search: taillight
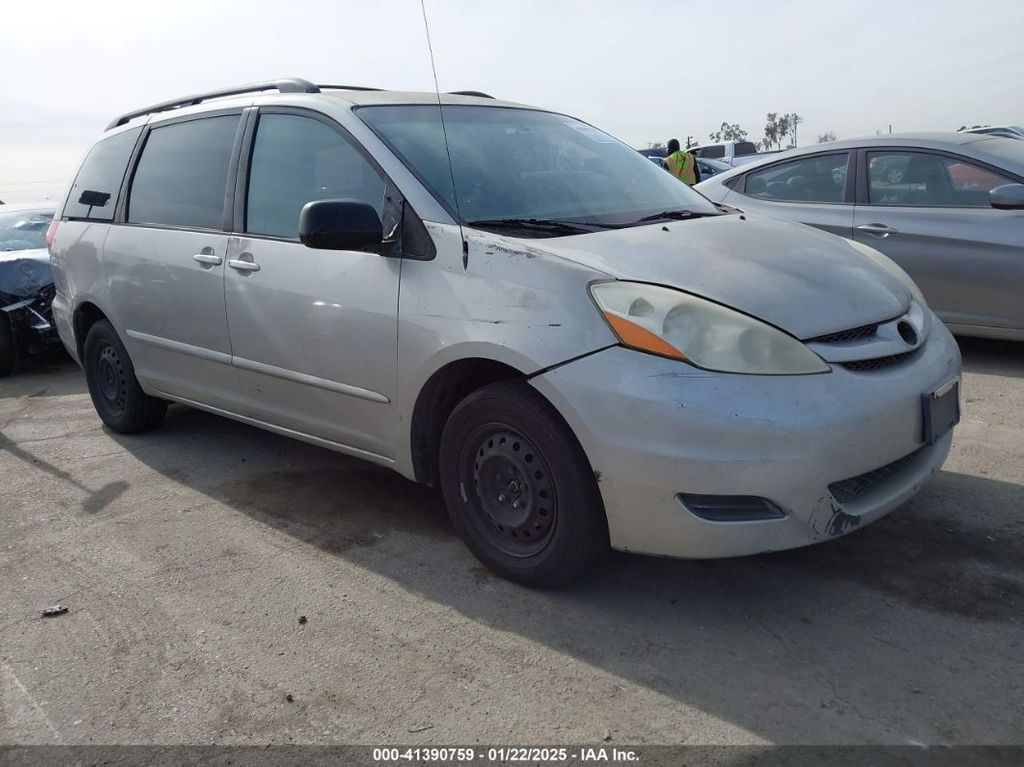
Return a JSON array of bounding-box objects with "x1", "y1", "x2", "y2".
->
[{"x1": 45, "y1": 218, "x2": 59, "y2": 254}]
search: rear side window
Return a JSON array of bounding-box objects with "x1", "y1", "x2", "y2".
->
[
  {"x1": 64, "y1": 128, "x2": 141, "y2": 221},
  {"x1": 246, "y1": 113, "x2": 385, "y2": 239},
  {"x1": 128, "y1": 115, "x2": 240, "y2": 230},
  {"x1": 742, "y1": 152, "x2": 849, "y2": 203},
  {"x1": 699, "y1": 145, "x2": 725, "y2": 159},
  {"x1": 734, "y1": 141, "x2": 757, "y2": 156}
]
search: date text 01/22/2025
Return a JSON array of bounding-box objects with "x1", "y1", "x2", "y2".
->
[{"x1": 372, "y1": 746, "x2": 641, "y2": 762}]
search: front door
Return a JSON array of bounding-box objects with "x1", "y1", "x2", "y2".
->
[
  {"x1": 223, "y1": 110, "x2": 401, "y2": 459},
  {"x1": 854, "y1": 149, "x2": 1024, "y2": 331}
]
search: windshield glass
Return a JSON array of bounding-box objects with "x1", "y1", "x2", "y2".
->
[
  {"x1": 0, "y1": 210, "x2": 53, "y2": 252},
  {"x1": 357, "y1": 105, "x2": 717, "y2": 226}
]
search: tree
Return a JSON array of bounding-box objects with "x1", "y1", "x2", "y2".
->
[
  {"x1": 762, "y1": 112, "x2": 804, "y2": 150},
  {"x1": 786, "y1": 113, "x2": 803, "y2": 146},
  {"x1": 817, "y1": 131, "x2": 836, "y2": 143},
  {"x1": 709, "y1": 122, "x2": 748, "y2": 143},
  {"x1": 763, "y1": 112, "x2": 782, "y2": 151}
]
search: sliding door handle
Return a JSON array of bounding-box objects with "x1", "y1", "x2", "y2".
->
[{"x1": 227, "y1": 258, "x2": 260, "y2": 273}]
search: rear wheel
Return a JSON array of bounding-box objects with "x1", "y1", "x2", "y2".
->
[
  {"x1": 439, "y1": 380, "x2": 608, "y2": 587},
  {"x1": 83, "y1": 320, "x2": 166, "y2": 433},
  {"x1": 0, "y1": 316, "x2": 13, "y2": 378}
]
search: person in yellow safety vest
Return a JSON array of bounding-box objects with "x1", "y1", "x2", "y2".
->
[{"x1": 663, "y1": 138, "x2": 701, "y2": 186}]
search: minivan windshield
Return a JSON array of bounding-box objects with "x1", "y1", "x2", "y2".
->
[{"x1": 357, "y1": 105, "x2": 718, "y2": 231}]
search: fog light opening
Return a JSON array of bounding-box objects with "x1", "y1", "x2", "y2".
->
[{"x1": 677, "y1": 494, "x2": 786, "y2": 522}]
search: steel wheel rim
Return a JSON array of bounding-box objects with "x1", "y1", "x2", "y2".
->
[
  {"x1": 462, "y1": 426, "x2": 557, "y2": 558},
  {"x1": 95, "y1": 344, "x2": 127, "y2": 415}
]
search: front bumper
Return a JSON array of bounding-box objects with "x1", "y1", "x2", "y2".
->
[
  {"x1": 530, "y1": 318, "x2": 961, "y2": 558},
  {"x1": 2, "y1": 285, "x2": 63, "y2": 357}
]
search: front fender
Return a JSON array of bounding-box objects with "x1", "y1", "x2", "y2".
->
[{"x1": 392, "y1": 222, "x2": 616, "y2": 477}]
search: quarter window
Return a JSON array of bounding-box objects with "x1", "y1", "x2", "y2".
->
[
  {"x1": 64, "y1": 128, "x2": 141, "y2": 221},
  {"x1": 128, "y1": 115, "x2": 240, "y2": 230},
  {"x1": 866, "y1": 151, "x2": 1012, "y2": 207},
  {"x1": 246, "y1": 114, "x2": 385, "y2": 239},
  {"x1": 742, "y1": 152, "x2": 849, "y2": 203}
]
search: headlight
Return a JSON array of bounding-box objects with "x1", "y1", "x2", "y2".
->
[
  {"x1": 844, "y1": 239, "x2": 927, "y2": 307},
  {"x1": 590, "y1": 282, "x2": 829, "y2": 375}
]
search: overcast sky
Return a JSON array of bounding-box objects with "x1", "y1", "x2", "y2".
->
[{"x1": 3, "y1": 0, "x2": 1022, "y2": 200}]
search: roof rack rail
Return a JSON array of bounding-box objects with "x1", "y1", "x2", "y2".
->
[
  {"x1": 318, "y1": 84, "x2": 384, "y2": 92},
  {"x1": 105, "y1": 78, "x2": 322, "y2": 130},
  {"x1": 448, "y1": 90, "x2": 494, "y2": 99}
]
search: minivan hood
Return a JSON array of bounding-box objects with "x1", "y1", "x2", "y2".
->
[{"x1": 536, "y1": 214, "x2": 910, "y2": 339}]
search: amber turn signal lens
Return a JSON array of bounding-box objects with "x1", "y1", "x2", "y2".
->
[{"x1": 602, "y1": 311, "x2": 686, "y2": 360}]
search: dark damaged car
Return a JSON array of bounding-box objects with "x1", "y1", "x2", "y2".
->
[{"x1": 0, "y1": 204, "x2": 62, "y2": 376}]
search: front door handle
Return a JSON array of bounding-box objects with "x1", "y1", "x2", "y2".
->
[
  {"x1": 857, "y1": 223, "x2": 899, "y2": 237},
  {"x1": 227, "y1": 254, "x2": 261, "y2": 273}
]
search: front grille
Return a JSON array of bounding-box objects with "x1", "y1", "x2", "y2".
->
[
  {"x1": 828, "y1": 447, "x2": 924, "y2": 504},
  {"x1": 840, "y1": 350, "x2": 918, "y2": 372},
  {"x1": 808, "y1": 321, "x2": 882, "y2": 344}
]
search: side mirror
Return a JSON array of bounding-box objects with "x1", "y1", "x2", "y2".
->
[
  {"x1": 298, "y1": 199, "x2": 383, "y2": 250},
  {"x1": 989, "y1": 183, "x2": 1024, "y2": 210}
]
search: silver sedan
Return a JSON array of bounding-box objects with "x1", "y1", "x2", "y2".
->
[{"x1": 696, "y1": 133, "x2": 1024, "y2": 340}]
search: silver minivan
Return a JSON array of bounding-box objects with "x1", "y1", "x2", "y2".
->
[{"x1": 49, "y1": 79, "x2": 962, "y2": 585}]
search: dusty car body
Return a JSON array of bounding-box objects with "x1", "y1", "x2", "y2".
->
[
  {"x1": 0, "y1": 205, "x2": 60, "y2": 376},
  {"x1": 50, "y1": 80, "x2": 961, "y2": 585}
]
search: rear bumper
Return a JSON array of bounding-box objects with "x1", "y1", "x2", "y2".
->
[{"x1": 530, "y1": 318, "x2": 961, "y2": 558}]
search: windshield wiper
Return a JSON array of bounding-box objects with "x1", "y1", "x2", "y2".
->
[
  {"x1": 466, "y1": 217, "x2": 617, "y2": 235},
  {"x1": 633, "y1": 209, "x2": 720, "y2": 223}
]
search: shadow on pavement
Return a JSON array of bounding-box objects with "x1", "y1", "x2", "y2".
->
[
  {"x1": 0, "y1": 353, "x2": 80, "y2": 399},
  {"x1": 957, "y1": 336, "x2": 1023, "y2": 378}
]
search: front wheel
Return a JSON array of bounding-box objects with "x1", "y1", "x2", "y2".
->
[
  {"x1": 83, "y1": 320, "x2": 167, "y2": 433},
  {"x1": 0, "y1": 316, "x2": 13, "y2": 378},
  {"x1": 439, "y1": 380, "x2": 608, "y2": 587}
]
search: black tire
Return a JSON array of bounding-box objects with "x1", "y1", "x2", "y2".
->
[
  {"x1": 0, "y1": 316, "x2": 13, "y2": 378},
  {"x1": 83, "y1": 320, "x2": 167, "y2": 433},
  {"x1": 439, "y1": 380, "x2": 609, "y2": 587}
]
